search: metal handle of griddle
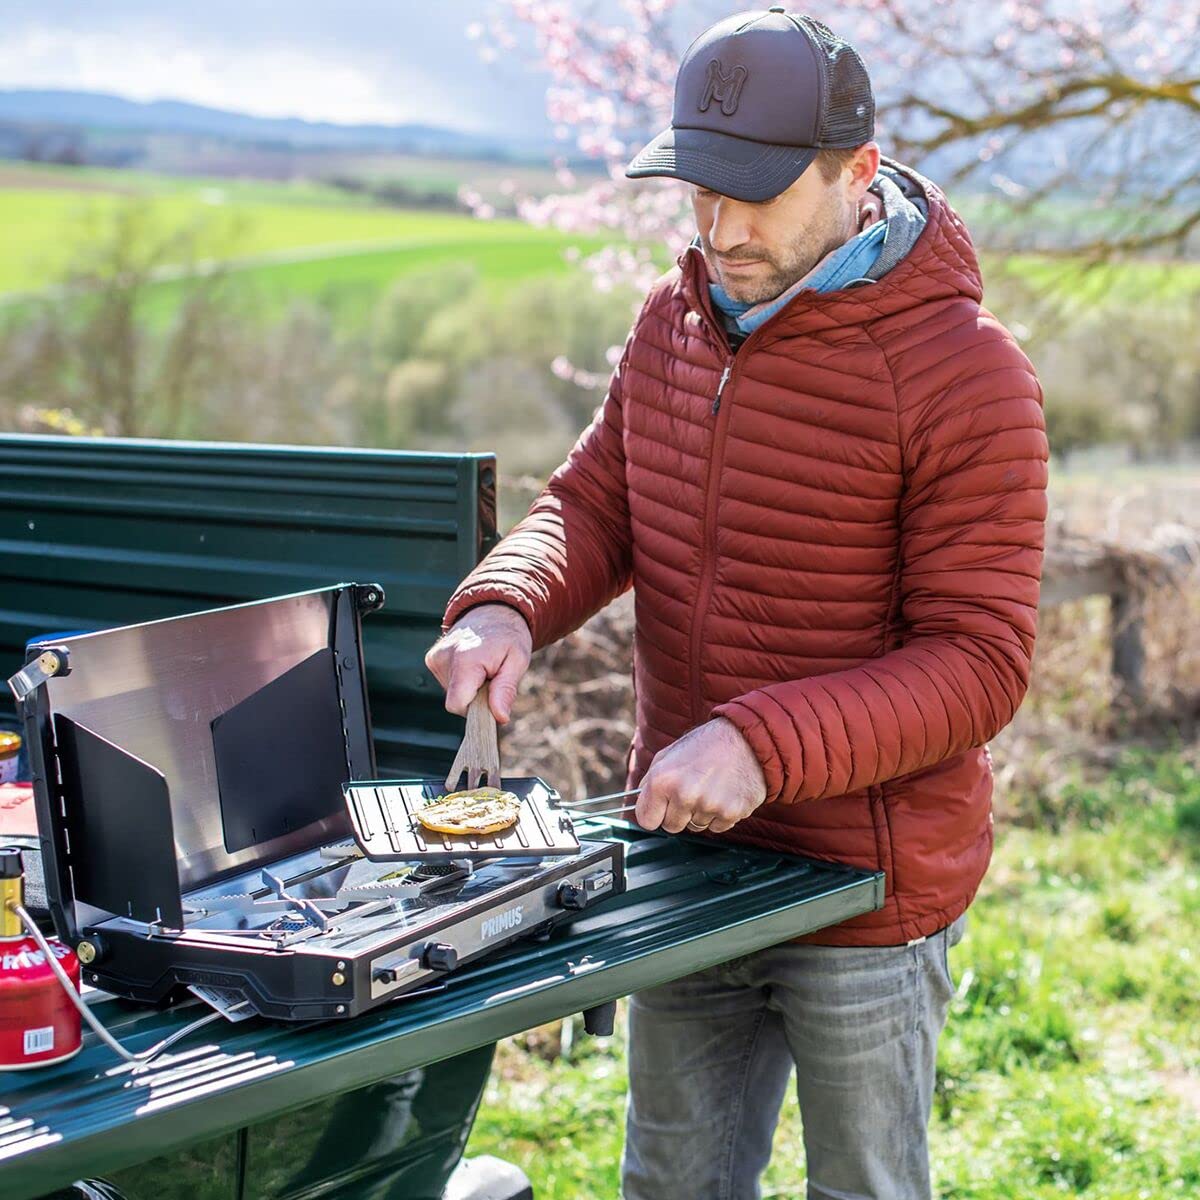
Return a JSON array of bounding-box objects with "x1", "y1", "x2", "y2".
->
[{"x1": 556, "y1": 787, "x2": 642, "y2": 817}]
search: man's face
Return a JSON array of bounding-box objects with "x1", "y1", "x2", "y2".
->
[{"x1": 691, "y1": 159, "x2": 859, "y2": 305}]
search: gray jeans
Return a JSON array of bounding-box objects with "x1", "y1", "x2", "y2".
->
[{"x1": 622, "y1": 913, "x2": 967, "y2": 1200}]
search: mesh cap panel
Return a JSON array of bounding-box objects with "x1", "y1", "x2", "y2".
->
[{"x1": 795, "y1": 13, "x2": 875, "y2": 147}]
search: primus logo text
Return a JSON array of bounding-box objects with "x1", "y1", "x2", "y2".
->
[{"x1": 481, "y1": 905, "x2": 524, "y2": 941}]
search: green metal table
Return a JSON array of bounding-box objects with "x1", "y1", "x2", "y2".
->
[{"x1": 1, "y1": 824, "x2": 882, "y2": 1200}]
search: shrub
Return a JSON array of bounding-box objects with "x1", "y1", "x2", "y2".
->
[{"x1": 372, "y1": 262, "x2": 481, "y2": 365}]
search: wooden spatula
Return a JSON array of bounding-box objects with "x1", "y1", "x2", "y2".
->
[{"x1": 444, "y1": 681, "x2": 501, "y2": 792}]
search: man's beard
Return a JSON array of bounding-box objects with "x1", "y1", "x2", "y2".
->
[{"x1": 701, "y1": 191, "x2": 856, "y2": 305}]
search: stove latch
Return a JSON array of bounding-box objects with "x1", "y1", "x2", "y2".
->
[
  {"x1": 7, "y1": 645, "x2": 71, "y2": 702},
  {"x1": 556, "y1": 868, "x2": 615, "y2": 911},
  {"x1": 372, "y1": 956, "x2": 423, "y2": 993}
]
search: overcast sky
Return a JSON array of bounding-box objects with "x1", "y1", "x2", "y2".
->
[{"x1": 0, "y1": 1, "x2": 561, "y2": 134}]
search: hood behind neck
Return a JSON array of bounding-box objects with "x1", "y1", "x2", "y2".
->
[{"x1": 864, "y1": 162, "x2": 927, "y2": 282}]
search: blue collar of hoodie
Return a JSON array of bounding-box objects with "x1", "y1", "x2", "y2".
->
[{"x1": 704, "y1": 170, "x2": 927, "y2": 338}]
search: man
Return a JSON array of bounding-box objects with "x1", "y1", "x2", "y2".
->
[{"x1": 426, "y1": 8, "x2": 1048, "y2": 1199}]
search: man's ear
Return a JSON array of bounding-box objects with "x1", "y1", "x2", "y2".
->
[{"x1": 847, "y1": 142, "x2": 881, "y2": 200}]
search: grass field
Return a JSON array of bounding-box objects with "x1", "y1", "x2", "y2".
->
[
  {"x1": 139, "y1": 233, "x2": 612, "y2": 329},
  {"x1": 0, "y1": 162, "x2": 612, "y2": 315},
  {"x1": 465, "y1": 749, "x2": 1200, "y2": 1198}
]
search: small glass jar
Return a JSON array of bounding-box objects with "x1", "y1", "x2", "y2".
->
[{"x1": 0, "y1": 731, "x2": 21, "y2": 783}]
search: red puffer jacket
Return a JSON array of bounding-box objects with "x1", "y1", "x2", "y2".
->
[{"x1": 444, "y1": 165, "x2": 1049, "y2": 945}]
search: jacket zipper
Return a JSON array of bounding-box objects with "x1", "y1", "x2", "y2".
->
[
  {"x1": 711, "y1": 363, "x2": 732, "y2": 415},
  {"x1": 687, "y1": 330, "x2": 763, "y2": 726},
  {"x1": 682, "y1": 247, "x2": 789, "y2": 726}
]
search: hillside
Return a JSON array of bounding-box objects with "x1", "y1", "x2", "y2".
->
[{"x1": 0, "y1": 87, "x2": 557, "y2": 158}]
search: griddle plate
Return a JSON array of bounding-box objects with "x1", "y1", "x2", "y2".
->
[{"x1": 343, "y1": 776, "x2": 580, "y2": 862}]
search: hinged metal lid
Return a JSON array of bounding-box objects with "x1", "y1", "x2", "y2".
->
[{"x1": 8, "y1": 583, "x2": 382, "y2": 940}]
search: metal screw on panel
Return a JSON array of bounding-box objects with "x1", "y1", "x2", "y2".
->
[
  {"x1": 365, "y1": 591, "x2": 378, "y2": 604},
  {"x1": 91, "y1": 974, "x2": 99, "y2": 983},
  {"x1": 337, "y1": 960, "x2": 346, "y2": 969},
  {"x1": 336, "y1": 1005, "x2": 346, "y2": 1014},
  {"x1": 332, "y1": 971, "x2": 346, "y2": 986},
  {"x1": 341, "y1": 656, "x2": 356, "y2": 670},
  {"x1": 77, "y1": 940, "x2": 97, "y2": 964}
]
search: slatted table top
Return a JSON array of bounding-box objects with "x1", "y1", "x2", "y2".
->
[{"x1": 0, "y1": 823, "x2": 881, "y2": 1200}]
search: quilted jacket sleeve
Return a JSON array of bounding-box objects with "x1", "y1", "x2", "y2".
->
[
  {"x1": 712, "y1": 331, "x2": 1049, "y2": 805},
  {"x1": 441, "y1": 328, "x2": 636, "y2": 650}
]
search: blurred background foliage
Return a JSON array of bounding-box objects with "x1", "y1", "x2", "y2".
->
[{"x1": 2, "y1": 171, "x2": 1197, "y2": 492}]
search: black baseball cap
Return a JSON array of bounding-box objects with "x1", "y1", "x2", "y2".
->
[{"x1": 625, "y1": 8, "x2": 874, "y2": 203}]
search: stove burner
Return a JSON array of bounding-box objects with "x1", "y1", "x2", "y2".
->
[
  {"x1": 411, "y1": 862, "x2": 462, "y2": 879},
  {"x1": 266, "y1": 914, "x2": 311, "y2": 934}
]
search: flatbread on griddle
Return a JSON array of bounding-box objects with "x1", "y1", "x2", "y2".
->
[{"x1": 417, "y1": 787, "x2": 523, "y2": 835}]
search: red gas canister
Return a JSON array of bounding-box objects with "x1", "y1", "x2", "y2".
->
[{"x1": 0, "y1": 846, "x2": 82, "y2": 1069}]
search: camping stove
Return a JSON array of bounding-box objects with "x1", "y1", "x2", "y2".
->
[
  {"x1": 7, "y1": 584, "x2": 625, "y2": 1022},
  {"x1": 78, "y1": 832, "x2": 623, "y2": 1021}
]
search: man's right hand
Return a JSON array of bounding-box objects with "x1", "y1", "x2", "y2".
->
[{"x1": 424, "y1": 604, "x2": 533, "y2": 725}]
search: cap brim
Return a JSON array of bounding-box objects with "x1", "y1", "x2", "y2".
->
[{"x1": 625, "y1": 125, "x2": 819, "y2": 203}]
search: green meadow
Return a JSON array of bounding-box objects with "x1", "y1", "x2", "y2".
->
[
  {"x1": 0, "y1": 162, "x2": 613, "y2": 322},
  {"x1": 138, "y1": 234, "x2": 614, "y2": 330}
]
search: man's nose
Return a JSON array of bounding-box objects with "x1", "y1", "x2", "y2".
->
[{"x1": 707, "y1": 198, "x2": 753, "y2": 254}]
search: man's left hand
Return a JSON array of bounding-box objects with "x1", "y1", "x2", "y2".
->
[{"x1": 635, "y1": 718, "x2": 767, "y2": 835}]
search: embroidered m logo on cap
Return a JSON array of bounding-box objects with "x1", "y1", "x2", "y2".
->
[{"x1": 698, "y1": 58, "x2": 748, "y2": 116}]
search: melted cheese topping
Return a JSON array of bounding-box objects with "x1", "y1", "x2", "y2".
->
[{"x1": 416, "y1": 787, "x2": 523, "y2": 835}]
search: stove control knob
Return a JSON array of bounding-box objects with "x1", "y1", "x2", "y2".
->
[
  {"x1": 557, "y1": 881, "x2": 587, "y2": 910},
  {"x1": 421, "y1": 941, "x2": 458, "y2": 972}
]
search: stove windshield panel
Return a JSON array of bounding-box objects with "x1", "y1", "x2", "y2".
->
[{"x1": 33, "y1": 586, "x2": 368, "y2": 931}]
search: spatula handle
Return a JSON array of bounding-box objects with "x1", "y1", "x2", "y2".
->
[{"x1": 444, "y1": 682, "x2": 501, "y2": 792}]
